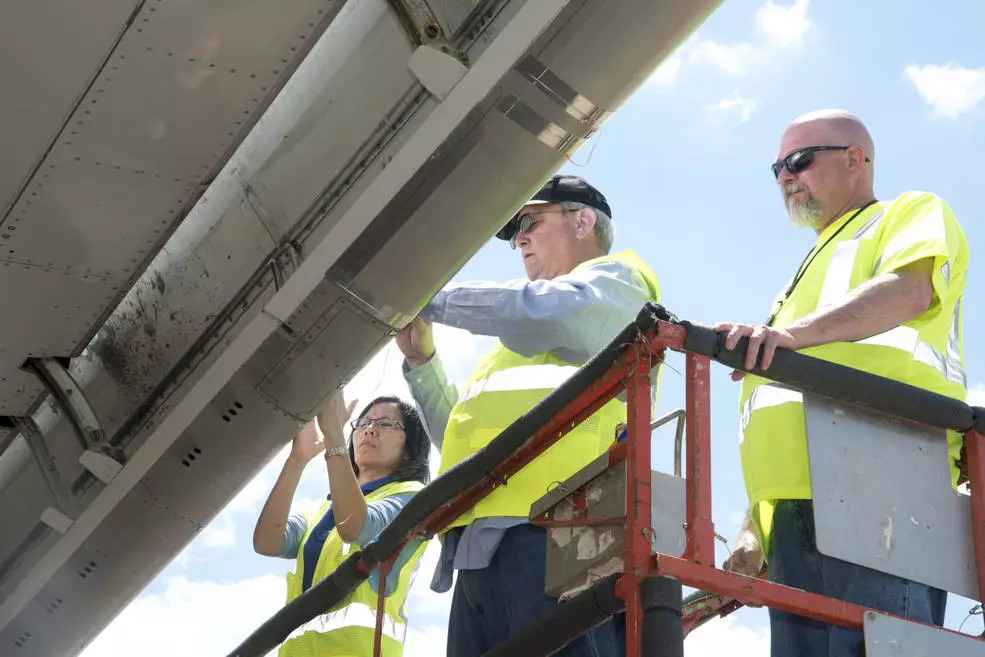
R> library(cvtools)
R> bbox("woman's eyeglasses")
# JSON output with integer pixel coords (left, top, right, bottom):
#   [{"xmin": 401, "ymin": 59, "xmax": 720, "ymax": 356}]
[{"xmin": 350, "ymin": 417, "xmax": 404, "ymax": 432}]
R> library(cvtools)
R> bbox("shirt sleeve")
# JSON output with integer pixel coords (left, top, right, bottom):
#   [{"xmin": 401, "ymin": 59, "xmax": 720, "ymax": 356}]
[
  {"xmin": 354, "ymin": 492, "xmax": 417, "ymax": 547},
  {"xmin": 275, "ymin": 513, "xmax": 308, "ymax": 560},
  {"xmin": 419, "ymin": 260, "xmax": 655, "ymax": 363},
  {"xmin": 402, "ymin": 353, "xmax": 458, "ymax": 449},
  {"xmin": 355, "ymin": 491, "xmax": 420, "ymax": 597},
  {"xmin": 875, "ymin": 192, "xmax": 968, "ymax": 308}
]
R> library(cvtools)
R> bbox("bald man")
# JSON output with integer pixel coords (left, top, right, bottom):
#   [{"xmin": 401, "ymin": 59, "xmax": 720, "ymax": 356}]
[{"xmin": 715, "ymin": 110, "xmax": 970, "ymax": 656}]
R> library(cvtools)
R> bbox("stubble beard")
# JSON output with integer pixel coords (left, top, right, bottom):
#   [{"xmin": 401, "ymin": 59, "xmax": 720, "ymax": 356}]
[{"xmin": 783, "ymin": 185, "xmax": 824, "ymax": 229}]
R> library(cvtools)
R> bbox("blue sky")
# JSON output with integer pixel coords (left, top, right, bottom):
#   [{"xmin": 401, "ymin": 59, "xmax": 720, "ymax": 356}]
[{"xmin": 82, "ymin": 1, "xmax": 985, "ymax": 655}]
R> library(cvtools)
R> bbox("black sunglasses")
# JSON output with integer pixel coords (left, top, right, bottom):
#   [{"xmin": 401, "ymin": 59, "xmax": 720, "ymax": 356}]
[
  {"xmin": 506, "ymin": 207, "xmax": 572, "ymax": 249},
  {"xmin": 771, "ymin": 145, "xmax": 871, "ymax": 180}
]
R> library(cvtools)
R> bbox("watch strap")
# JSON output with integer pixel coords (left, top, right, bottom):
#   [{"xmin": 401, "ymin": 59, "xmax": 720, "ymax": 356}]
[{"xmin": 324, "ymin": 445, "xmax": 348, "ymax": 459}]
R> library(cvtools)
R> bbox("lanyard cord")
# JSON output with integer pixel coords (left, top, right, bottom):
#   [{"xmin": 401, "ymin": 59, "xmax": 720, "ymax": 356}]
[{"xmin": 766, "ymin": 199, "xmax": 879, "ymax": 327}]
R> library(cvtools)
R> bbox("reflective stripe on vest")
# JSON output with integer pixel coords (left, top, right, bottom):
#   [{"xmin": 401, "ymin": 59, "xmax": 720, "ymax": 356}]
[
  {"xmin": 740, "ymin": 194, "xmax": 968, "ymax": 559},
  {"xmin": 287, "ymin": 601, "xmax": 405, "ymax": 643},
  {"xmin": 280, "ymin": 481, "xmax": 424, "ymax": 656},
  {"xmin": 458, "ymin": 364, "xmax": 580, "ymax": 403},
  {"xmin": 857, "ymin": 316, "xmax": 965, "ymax": 387},
  {"xmin": 812, "ymin": 207, "xmax": 965, "ymax": 387},
  {"xmin": 438, "ymin": 249, "xmax": 661, "ymax": 529},
  {"xmin": 739, "ymin": 384, "xmax": 803, "ymax": 441}
]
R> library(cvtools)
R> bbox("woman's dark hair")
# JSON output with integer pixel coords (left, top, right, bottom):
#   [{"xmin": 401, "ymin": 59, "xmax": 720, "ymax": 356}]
[{"xmin": 348, "ymin": 395, "xmax": 431, "ymax": 484}]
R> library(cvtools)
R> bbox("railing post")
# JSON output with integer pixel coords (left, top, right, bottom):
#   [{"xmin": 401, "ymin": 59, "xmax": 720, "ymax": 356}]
[
  {"xmin": 964, "ymin": 429, "xmax": 985, "ymax": 603},
  {"xmin": 623, "ymin": 357, "xmax": 654, "ymax": 657},
  {"xmin": 683, "ymin": 353, "xmax": 714, "ymax": 565},
  {"xmin": 373, "ymin": 557, "xmax": 395, "ymax": 657}
]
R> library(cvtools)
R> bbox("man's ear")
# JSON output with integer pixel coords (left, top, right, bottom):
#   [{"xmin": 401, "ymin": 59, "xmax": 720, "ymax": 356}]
[
  {"xmin": 575, "ymin": 208, "xmax": 597, "ymax": 241},
  {"xmin": 847, "ymin": 146, "xmax": 868, "ymax": 174}
]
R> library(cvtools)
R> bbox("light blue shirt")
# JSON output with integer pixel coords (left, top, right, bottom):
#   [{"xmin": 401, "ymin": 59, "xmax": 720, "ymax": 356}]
[
  {"xmin": 277, "ymin": 492, "xmax": 420, "ymax": 596},
  {"xmin": 406, "ymin": 257, "xmax": 657, "ymax": 592}
]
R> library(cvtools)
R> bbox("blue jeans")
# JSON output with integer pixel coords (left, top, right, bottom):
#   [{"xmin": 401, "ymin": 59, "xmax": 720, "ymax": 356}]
[
  {"xmin": 768, "ymin": 500, "xmax": 947, "ymax": 657},
  {"xmin": 447, "ymin": 523, "xmax": 626, "ymax": 657}
]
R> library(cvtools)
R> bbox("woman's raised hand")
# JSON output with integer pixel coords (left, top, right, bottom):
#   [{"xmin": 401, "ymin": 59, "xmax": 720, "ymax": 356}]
[{"xmin": 316, "ymin": 389, "xmax": 359, "ymax": 449}]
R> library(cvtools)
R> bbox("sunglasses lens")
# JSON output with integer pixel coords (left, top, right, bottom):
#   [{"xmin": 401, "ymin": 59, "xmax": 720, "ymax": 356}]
[
  {"xmin": 510, "ymin": 215, "xmax": 533, "ymax": 249},
  {"xmin": 787, "ymin": 149, "xmax": 814, "ymax": 174},
  {"xmin": 772, "ymin": 149, "xmax": 816, "ymax": 179}
]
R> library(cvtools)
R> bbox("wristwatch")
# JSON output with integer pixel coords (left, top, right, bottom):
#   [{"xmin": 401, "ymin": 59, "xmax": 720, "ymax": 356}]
[{"xmin": 324, "ymin": 445, "xmax": 348, "ymax": 459}]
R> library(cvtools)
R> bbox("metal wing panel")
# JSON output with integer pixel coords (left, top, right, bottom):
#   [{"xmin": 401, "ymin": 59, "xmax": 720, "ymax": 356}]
[
  {"xmin": 0, "ymin": 0, "xmax": 344, "ymax": 415},
  {"xmin": 4, "ymin": 158, "xmax": 199, "ymax": 278},
  {"xmin": 0, "ymin": 0, "xmax": 141, "ymax": 217},
  {"xmin": 0, "ymin": 264, "xmax": 119, "ymax": 415}
]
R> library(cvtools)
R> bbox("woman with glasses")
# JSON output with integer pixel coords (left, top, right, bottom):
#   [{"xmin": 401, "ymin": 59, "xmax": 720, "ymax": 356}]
[{"xmin": 253, "ymin": 390, "xmax": 431, "ymax": 656}]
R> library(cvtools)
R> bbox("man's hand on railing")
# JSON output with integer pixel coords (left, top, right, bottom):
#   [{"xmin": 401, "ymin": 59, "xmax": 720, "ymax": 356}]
[{"xmin": 713, "ymin": 322, "xmax": 801, "ymax": 380}]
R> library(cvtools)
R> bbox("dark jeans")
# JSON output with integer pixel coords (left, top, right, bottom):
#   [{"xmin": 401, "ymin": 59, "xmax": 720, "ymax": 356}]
[
  {"xmin": 768, "ymin": 500, "xmax": 947, "ymax": 657},
  {"xmin": 447, "ymin": 523, "xmax": 626, "ymax": 657}
]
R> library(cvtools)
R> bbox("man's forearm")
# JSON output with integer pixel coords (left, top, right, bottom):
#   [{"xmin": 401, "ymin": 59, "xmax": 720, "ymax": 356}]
[
  {"xmin": 422, "ymin": 262, "xmax": 653, "ymax": 360},
  {"xmin": 404, "ymin": 353, "xmax": 458, "ymax": 448},
  {"xmin": 787, "ymin": 261, "xmax": 933, "ymax": 349}
]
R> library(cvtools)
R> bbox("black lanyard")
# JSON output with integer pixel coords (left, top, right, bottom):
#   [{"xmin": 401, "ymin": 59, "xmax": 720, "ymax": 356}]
[{"xmin": 765, "ymin": 199, "xmax": 879, "ymax": 327}]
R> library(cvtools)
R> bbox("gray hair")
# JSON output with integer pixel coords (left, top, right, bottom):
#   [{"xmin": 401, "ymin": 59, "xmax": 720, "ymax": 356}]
[{"xmin": 562, "ymin": 201, "xmax": 614, "ymax": 254}]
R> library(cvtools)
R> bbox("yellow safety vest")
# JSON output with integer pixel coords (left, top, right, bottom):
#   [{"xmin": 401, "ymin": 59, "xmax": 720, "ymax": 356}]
[
  {"xmin": 739, "ymin": 192, "xmax": 969, "ymax": 555},
  {"xmin": 438, "ymin": 250, "xmax": 661, "ymax": 530},
  {"xmin": 280, "ymin": 480, "xmax": 426, "ymax": 657}
]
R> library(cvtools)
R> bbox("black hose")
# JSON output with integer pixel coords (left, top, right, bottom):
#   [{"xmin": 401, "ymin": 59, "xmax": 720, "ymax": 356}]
[
  {"xmin": 481, "ymin": 574, "xmax": 625, "ymax": 657},
  {"xmin": 640, "ymin": 576, "xmax": 683, "ymax": 657}
]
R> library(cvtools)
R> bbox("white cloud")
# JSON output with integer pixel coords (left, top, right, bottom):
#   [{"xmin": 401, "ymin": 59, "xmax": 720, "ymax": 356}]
[
  {"xmin": 672, "ymin": 0, "xmax": 811, "ymax": 84},
  {"xmin": 905, "ymin": 64, "xmax": 985, "ymax": 119},
  {"xmin": 705, "ymin": 91, "xmax": 761, "ymax": 125},
  {"xmin": 685, "ymin": 614, "xmax": 770, "ymax": 655},
  {"xmin": 80, "ymin": 575, "xmax": 285, "ymax": 657},
  {"xmin": 690, "ymin": 41, "xmax": 763, "ymax": 78},
  {"xmin": 968, "ymin": 383, "xmax": 985, "ymax": 407},
  {"xmin": 755, "ymin": 0, "xmax": 811, "ymax": 47},
  {"xmin": 403, "ymin": 543, "xmax": 453, "ymax": 657},
  {"xmin": 199, "ymin": 512, "xmax": 237, "ymax": 549},
  {"xmin": 647, "ymin": 55, "xmax": 684, "ymax": 87}
]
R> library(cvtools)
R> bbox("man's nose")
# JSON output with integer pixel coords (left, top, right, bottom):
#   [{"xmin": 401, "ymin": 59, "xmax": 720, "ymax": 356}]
[
  {"xmin": 514, "ymin": 232, "xmax": 530, "ymax": 249},
  {"xmin": 776, "ymin": 164, "xmax": 796, "ymax": 185}
]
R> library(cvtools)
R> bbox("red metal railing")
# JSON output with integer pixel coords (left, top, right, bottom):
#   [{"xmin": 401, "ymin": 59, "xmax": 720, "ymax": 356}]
[
  {"xmin": 234, "ymin": 313, "xmax": 984, "ymax": 657},
  {"xmin": 389, "ymin": 318, "xmax": 985, "ymax": 656}
]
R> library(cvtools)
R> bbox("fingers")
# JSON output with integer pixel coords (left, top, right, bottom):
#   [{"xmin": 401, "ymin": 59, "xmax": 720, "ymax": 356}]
[
  {"xmin": 345, "ymin": 398, "xmax": 359, "ymax": 416},
  {"xmin": 730, "ymin": 369, "xmax": 746, "ymax": 382},
  {"xmin": 745, "ymin": 325, "xmax": 767, "ymax": 370},
  {"xmin": 713, "ymin": 321, "xmax": 733, "ymax": 332},
  {"xmin": 724, "ymin": 324, "xmax": 753, "ymax": 351},
  {"xmin": 760, "ymin": 333, "xmax": 779, "ymax": 370}
]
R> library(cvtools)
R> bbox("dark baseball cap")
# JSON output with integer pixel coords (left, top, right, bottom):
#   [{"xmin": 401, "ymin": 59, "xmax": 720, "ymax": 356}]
[{"xmin": 495, "ymin": 174, "xmax": 612, "ymax": 242}]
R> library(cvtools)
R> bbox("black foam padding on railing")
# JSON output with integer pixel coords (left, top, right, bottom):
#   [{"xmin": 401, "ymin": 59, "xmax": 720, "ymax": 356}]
[
  {"xmin": 226, "ymin": 553, "xmax": 368, "ymax": 656},
  {"xmin": 481, "ymin": 574, "xmax": 624, "ymax": 657},
  {"xmin": 974, "ymin": 407, "xmax": 985, "ymax": 436},
  {"xmin": 640, "ymin": 576, "xmax": 683, "ymax": 657},
  {"xmin": 679, "ymin": 320, "xmax": 976, "ymax": 434}
]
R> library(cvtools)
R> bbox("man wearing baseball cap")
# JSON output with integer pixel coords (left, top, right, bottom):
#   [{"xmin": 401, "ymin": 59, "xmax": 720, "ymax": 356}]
[{"xmin": 397, "ymin": 174, "xmax": 661, "ymax": 656}]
